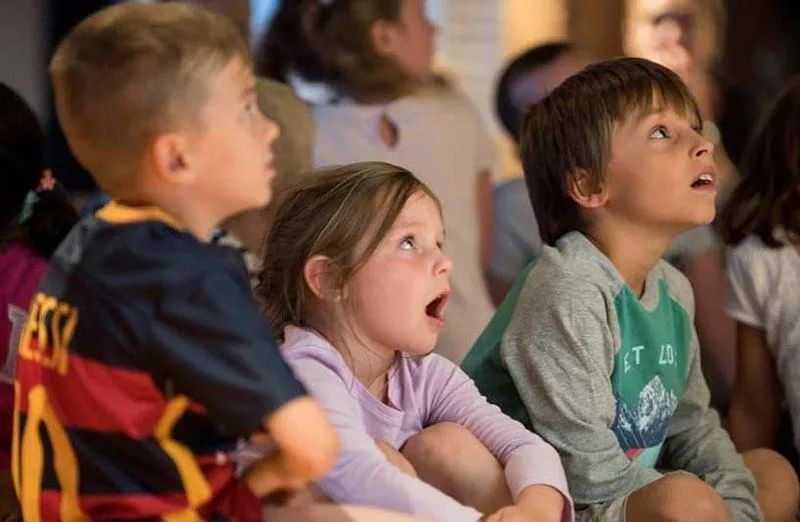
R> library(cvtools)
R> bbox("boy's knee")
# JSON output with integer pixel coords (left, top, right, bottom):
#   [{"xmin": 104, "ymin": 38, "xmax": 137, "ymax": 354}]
[
  {"xmin": 742, "ymin": 448, "xmax": 800, "ymax": 521},
  {"xmin": 629, "ymin": 473, "xmax": 730, "ymax": 522},
  {"xmin": 743, "ymin": 448, "xmax": 798, "ymax": 489},
  {"xmin": 375, "ymin": 439, "xmax": 417, "ymax": 478},
  {"xmin": 401, "ymin": 422, "xmax": 473, "ymax": 464}
]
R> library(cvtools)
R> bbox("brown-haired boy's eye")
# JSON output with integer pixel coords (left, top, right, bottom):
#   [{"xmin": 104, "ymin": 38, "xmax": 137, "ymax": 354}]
[
  {"xmin": 400, "ymin": 236, "xmax": 416, "ymax": 250},
  {"xmin": 649, "ymin": 126, "xmax": 670, "ymax": 139}
]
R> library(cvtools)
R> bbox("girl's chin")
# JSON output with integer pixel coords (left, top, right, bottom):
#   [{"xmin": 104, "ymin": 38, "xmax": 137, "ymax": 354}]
[{"xmin": 403, "ymin": 343, "xmax": 437, "ymax": 358}]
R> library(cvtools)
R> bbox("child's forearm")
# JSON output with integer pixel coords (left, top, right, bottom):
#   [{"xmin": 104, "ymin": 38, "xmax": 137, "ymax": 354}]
[
  {"xmin": 255, "ymin": 396, "xmax": 340, "ymax": 497},
  {"xmin": 243, "ymin": 451, "xmax": 297, "ymax": 498},
  {"xmin": 243, "ymin": 449, "xmax": 320, "ymax": 499},
  {"xmin": 727, "ymin": 399, "xmax": 778, "ymax": 451}
]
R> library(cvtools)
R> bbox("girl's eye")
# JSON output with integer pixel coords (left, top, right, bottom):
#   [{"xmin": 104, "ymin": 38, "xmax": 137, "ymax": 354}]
[
  {"xmin": 400, "ymin": 236, "xmax": 416, "ymax": 250},
  {"xmin": 650, "ymin": 126, "xmax": 670, "ymax": 139}
]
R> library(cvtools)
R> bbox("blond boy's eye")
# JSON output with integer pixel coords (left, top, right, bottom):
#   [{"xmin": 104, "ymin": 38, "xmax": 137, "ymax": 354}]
[{"xmin": 650, "ymin": 126, "xmax": 670, "ymax": 139}]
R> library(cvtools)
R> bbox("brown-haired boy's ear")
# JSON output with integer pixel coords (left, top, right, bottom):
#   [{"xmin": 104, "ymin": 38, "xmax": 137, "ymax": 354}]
[
  {"xmin": 304, "ymin": 255, "xmax": 344, "ymax": 303},
  {"xmin": 148, "ymin": 133, "xmax": 196, "ymax": 186},
  {"xmin": 567, "ymin": 168, "xmax": 609, "ymax": 210}
]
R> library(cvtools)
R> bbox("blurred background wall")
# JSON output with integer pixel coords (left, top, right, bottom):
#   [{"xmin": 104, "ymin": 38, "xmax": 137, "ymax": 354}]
[{"xmin": 0, "ymin": 0, "xmax": 796, "ymax": 188}]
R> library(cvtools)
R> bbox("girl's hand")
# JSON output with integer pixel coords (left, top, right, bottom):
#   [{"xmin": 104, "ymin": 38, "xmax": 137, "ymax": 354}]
[
  {"xmin": 484, "ymin": 484, "xmax": 565, "ymax": 522},
  {"xmin": 483, "ymin": 505, "xmax": 530, "ymax": 522},
  {"xmin": 484, "ymin": 504, "xmax": 562, "ymax": 522}
]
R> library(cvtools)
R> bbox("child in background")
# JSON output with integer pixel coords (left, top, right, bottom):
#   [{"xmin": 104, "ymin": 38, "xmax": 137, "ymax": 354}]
[
  {"xmin": 256, "ymin": 161, "xmax": 572, "ymax": 522},
  {"xmin": 462, "ymin": 58, "xmax": 798, "ymax": 522},
  {"xmin": 0, "ymin": 82, "xmax": 78, "ymax": 521},
  {"xmin": 12, "ymin": 4, "xmax": 338, "ymax": 520},
  {"xmin": 489, "ymin": 42, "xmax": 593, "ymax": 304},
  {"xmin": 259, "ymin": 0, "xmax": 496, "ymax": 363},
  {"xmin": 723, "ymin": 78, "xmax": 800, "ymax": 466}
]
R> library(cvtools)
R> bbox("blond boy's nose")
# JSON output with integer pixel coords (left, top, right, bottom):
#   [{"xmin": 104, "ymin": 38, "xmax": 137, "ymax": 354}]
[{"xmin": 263, "ymin": 113, "xmax": 280, "ymax": 145}]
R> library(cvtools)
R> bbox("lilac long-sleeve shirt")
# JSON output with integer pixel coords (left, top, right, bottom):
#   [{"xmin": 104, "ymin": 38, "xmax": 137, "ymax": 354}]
[{"xmin": 279, "ymin": 325, "xmax": 573, "ymax": 522}]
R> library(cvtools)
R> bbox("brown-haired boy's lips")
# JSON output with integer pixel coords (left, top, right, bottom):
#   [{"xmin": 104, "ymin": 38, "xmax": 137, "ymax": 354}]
[{"xmin": 691, "ymin": 165, "xmax": 717, "ymax": 190}]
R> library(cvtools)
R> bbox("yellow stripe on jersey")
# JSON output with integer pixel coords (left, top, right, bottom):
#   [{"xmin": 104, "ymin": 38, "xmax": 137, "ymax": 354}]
[
  {"xmin": 20, "ymin": 385, "xmax": 46, "ymax": 522},
  {"xmin": 42, "ymin": 399, "xmax": 87, "ymax": 521},
  {"xmin": 155, "ymin": 396, "xmax": 212, "ymax": 520},
  {"xmin": 17, "ymin": 385, "xmax": 89, "ymax": 522},
  {"xmin": 11, "ymin": 380, "xmax": 21, "ymax": 500}
]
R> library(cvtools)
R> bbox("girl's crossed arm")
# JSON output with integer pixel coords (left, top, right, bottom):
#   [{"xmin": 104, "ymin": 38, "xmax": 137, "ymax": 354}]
[{"xmin": 424, "ymin": 356, "xmax": 574, "ymax": 522}]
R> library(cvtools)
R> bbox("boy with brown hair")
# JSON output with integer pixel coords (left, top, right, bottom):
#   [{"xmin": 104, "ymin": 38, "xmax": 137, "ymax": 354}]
[
  {"xmin": 12, "ymin": 3, "xmax": 338, "ymax": 520},
  {"xmin": 462, "ymin": 57, "xmax": 799, "ymax": 521}
]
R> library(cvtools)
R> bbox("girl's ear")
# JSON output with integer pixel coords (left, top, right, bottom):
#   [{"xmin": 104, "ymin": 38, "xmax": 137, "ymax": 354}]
[{"xmin": 303, "ymin": 254, "xmax": 341, "ymax": 302}]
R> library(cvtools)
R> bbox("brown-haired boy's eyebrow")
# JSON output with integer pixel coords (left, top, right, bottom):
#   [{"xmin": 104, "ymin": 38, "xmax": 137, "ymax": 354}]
[
  {"xmin": 634, "ymin": 105, "xmax": 700, "ymax": 131},
  {"xmin": 634, "ymin": 106, "xmax": 668, "ymax": 126}
]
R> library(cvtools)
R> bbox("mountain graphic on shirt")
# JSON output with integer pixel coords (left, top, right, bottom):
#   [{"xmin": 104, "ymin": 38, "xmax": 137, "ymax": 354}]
[{"xmin": 611, "ymin": 375, "xmax": 678, "ymax": 464}]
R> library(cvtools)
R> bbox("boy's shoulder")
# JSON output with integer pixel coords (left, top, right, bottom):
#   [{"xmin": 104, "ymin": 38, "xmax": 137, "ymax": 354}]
[
  {"xmin": 50, "ymin": 206, "xmax": 246, "ymax": 303},
  {"xmin": 518, "ymin": 233, "xmax": 695, "ymax": 320},
  {"xmin": 652, "ymin": 257, "xmax": 695, "ymax": 315},
  {"xmin": 523, "ymin": 232, "xmax": 624, "ymax": 301}
]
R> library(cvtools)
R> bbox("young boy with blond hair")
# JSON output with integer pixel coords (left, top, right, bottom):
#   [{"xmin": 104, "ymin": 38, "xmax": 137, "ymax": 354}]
[
  {"xmin": 11, "ymin": 4, "xmax": 338, "ymax": 520},
  {"xmin": 462, "ymin": 57, "xmax": 799, "ymax": 522}
]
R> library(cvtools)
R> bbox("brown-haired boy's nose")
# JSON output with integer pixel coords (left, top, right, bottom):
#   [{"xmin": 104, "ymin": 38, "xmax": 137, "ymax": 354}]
[{"xmin": 691, "ymin": 130, "xmax": 714, "ymax": 159}]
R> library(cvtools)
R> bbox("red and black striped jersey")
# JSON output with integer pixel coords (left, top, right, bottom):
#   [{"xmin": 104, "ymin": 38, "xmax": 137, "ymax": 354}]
[{"xmin": 12, "ymin": 202, "xmax": 307, "ymax": 521}]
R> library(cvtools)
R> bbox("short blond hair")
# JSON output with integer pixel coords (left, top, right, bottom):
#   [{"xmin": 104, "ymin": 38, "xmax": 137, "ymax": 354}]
[{"xmin": 50, "ymin": 2, "xmax": 250, "ymax": 195}]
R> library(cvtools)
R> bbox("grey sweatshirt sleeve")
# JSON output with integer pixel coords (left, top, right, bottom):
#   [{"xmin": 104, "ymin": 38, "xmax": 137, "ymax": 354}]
[
  {"xmin": 662, "ymin": 329, "xmax": 762, "ymax": 521},
  {"xmin": 502, "ymin": 275, "xmax": 661, "ymax": 508}
]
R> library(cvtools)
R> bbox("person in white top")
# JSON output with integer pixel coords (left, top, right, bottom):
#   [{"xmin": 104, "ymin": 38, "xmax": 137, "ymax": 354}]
[
  {"xmin": 258, "ymin": 0, "xmax": 495, "ymax": 362},
  {"xmin": 723, "ymin": 79, "xmax": 800, "ymax": 481}
]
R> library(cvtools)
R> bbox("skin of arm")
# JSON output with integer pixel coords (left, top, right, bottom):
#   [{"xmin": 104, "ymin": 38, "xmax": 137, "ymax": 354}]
[
  {"xmin": 684, "ymin": 249, "xmax": 737, "ymax": 410},
  {"xmin": 484, "ymin": 484, "xmax": 565, "ymax": 522},
  {"xmin": 244, "ymin": 396, "xmax": 340, "ymax": 497},
  {"xmin": 726, "ymin": 322, "xmax": 783, "ymax": 451},
  {"xmin": 486, "ymin": 274, "xmax": 514, "ymax": 307},
  {"xmin": 478, "ymin": 170, "xmax": 495, "ymax": 275}
]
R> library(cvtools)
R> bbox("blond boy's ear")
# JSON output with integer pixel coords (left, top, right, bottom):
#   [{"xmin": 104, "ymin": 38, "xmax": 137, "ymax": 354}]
[
  {"xmin": 303, "ymin": 255, "xmax": 344, "ymax": 303},
  {"xmin": 148, "ymin": 133, "xmax": 196, "ymax": 187},
  {"xmin": 567, "ymin": 168, "xmax": 608, "ymax": 210}
]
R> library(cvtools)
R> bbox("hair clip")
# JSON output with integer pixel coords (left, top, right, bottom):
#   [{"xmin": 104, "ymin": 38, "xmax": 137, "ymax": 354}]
[
  {"xmin": 17, "ymin": 169, "xmax": 57, "ymax": 223},
  {"xmin": 38, "ymin": 169, "xmax": 55, "ymax": 192}
]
